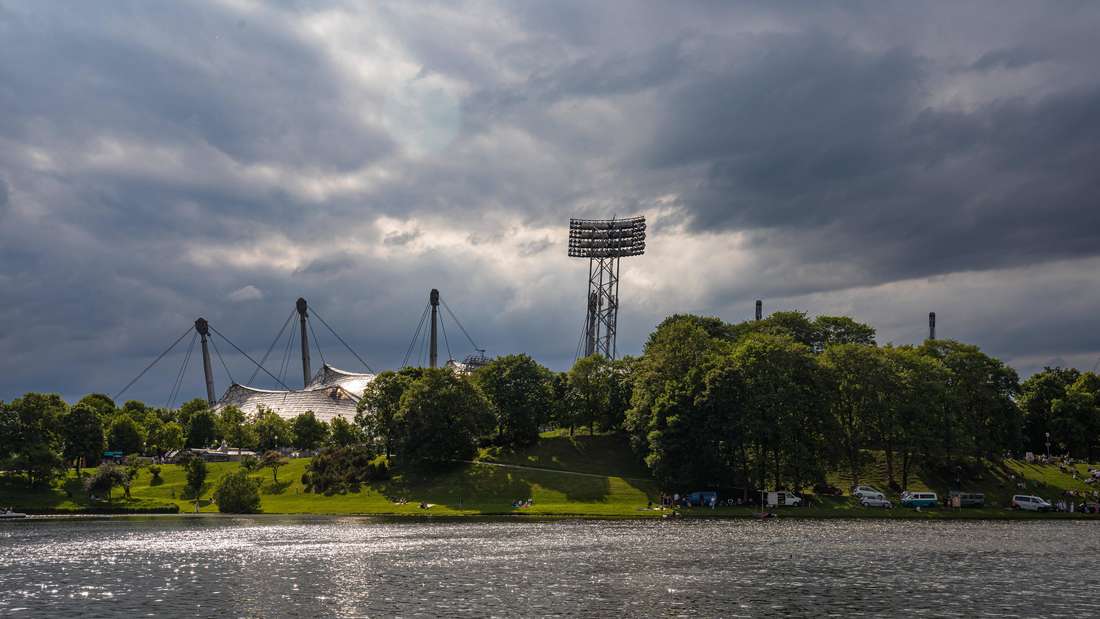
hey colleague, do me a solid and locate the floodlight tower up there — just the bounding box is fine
[568,216,647,359]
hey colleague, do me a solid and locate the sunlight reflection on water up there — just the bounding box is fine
[1,517,1098,616]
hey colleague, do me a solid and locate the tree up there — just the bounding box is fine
[328,415,363,448]
[186,409,220,448]
[253,408,294,451]
[3,392,68,484]
[219,406,250,453]
[813,316,876,350]
[921,340,1022,460]
[568,355,612,435]
[474,354,552,446]
[176,398,210,428]
[213,470,262,513]
[291,411,329,451]
[185,457,208,500]
[357,369,420,456]
[393,368,493,466]
[1049,373,1100,459]
[62,405,105,475]
[819,344,889,485]
[1019,367,1081,454]
[107,415,146,455]
[260,450,289,484]
[888,348,952,489]
[155,422,186,456]
[76,393,116,419]
[84,463,128,502]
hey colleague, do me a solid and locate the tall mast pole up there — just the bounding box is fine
[755,299,763,321]
[195,318,216,405]
[429,289,440,368]
[928,312,936,341]
[297,297,311,387]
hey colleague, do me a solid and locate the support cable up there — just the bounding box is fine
[278,320,297,386]
[311,307,374,373]
[307,317,326,368]
[208,325,292,390]
[402,304,430,367]
[113,324,195,401]
[574,308,589,363]
[440,299,480,352]
[248,308,295,385]
[438,310,453,362]
[210,335,235,385]
[166,331,198,409]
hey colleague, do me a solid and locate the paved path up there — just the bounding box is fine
[459,460,653,483]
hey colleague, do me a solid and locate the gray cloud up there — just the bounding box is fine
[2,1,1099,403]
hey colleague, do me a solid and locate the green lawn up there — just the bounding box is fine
[3,435,1097,518]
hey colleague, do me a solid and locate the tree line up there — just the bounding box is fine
[4,309,1099,494]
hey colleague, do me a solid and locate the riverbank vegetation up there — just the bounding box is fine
[3,309,1099,516]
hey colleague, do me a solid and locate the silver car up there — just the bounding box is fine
[859,491,893,508]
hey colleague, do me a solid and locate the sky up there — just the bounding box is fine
[2,1,1100,405]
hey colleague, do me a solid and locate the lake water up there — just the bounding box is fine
[1,516,1097,617]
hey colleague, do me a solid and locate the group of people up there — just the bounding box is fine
[511,498,534,508]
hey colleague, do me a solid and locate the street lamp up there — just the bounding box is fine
[1045,432,1051,459]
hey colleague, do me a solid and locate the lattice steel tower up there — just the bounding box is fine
[569,216,646,359]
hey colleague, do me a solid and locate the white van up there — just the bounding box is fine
[1011,495,1052,512]
[765,491,803,507]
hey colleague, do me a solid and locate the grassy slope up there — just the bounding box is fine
[2,433,1097,518]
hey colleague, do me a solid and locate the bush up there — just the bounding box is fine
[84,463,128,502]
[303,445,389,494]
[213,470,262,513]
[239,454,259,471]
[148,464,162,480]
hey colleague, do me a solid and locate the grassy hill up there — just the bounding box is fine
[2,432,1097,518]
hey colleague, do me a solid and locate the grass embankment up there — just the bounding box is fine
[2,433,1097,518]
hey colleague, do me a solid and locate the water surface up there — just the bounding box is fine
[1,517,1097,616]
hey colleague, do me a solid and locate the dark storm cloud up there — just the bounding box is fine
[2,0,1100,403]
[646,29,1100,286]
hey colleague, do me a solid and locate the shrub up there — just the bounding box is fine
[148,464,162,480]
[239,454,259,471]
[184,457,207,499]
[303,445,389,494]
[84,463,129,502]
[213,470,262,513]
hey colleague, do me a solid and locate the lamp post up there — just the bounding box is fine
[1045,432,1051,459]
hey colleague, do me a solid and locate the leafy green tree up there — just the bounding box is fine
[3,392,68,484]
[1049,373,1100,459]
[394,368,493,466]
[154,422,186,455]
[185,457,208,500]
[813,316,876,350]
[819,344,889,485]
[186,409,220,448]
[888,347,952,488]
[214,470,262,513]
[921,340,1022,460]
[1019,367,1081,454]
[121,400,152,425]
[547,372,581,435]
[176,398,210,428]
[328,416,362,447]
[62,405,105,474]
[219,406,251,453]
[291,411,329,451]
[260,450,289,483]
[84,462,128,502]
[625,314,726,464]
[253,408,294,451]
[474,354,552,445]
[731,333,826,492]
[76,393,116,419]
[357,369,420,456]
[568,354,612,435]
[107,415,146,455]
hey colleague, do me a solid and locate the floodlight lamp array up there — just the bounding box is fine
[567,216,647,258]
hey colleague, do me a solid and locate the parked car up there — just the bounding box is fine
[948,491,986,508]
[900,491,939,508]
[764,491,803,507]
[851,485,881,499]
[859,492,893,509]
[1011,495,1053,511]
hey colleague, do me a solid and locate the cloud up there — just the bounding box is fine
[228,285,264,303]
[2,1,1100,403]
